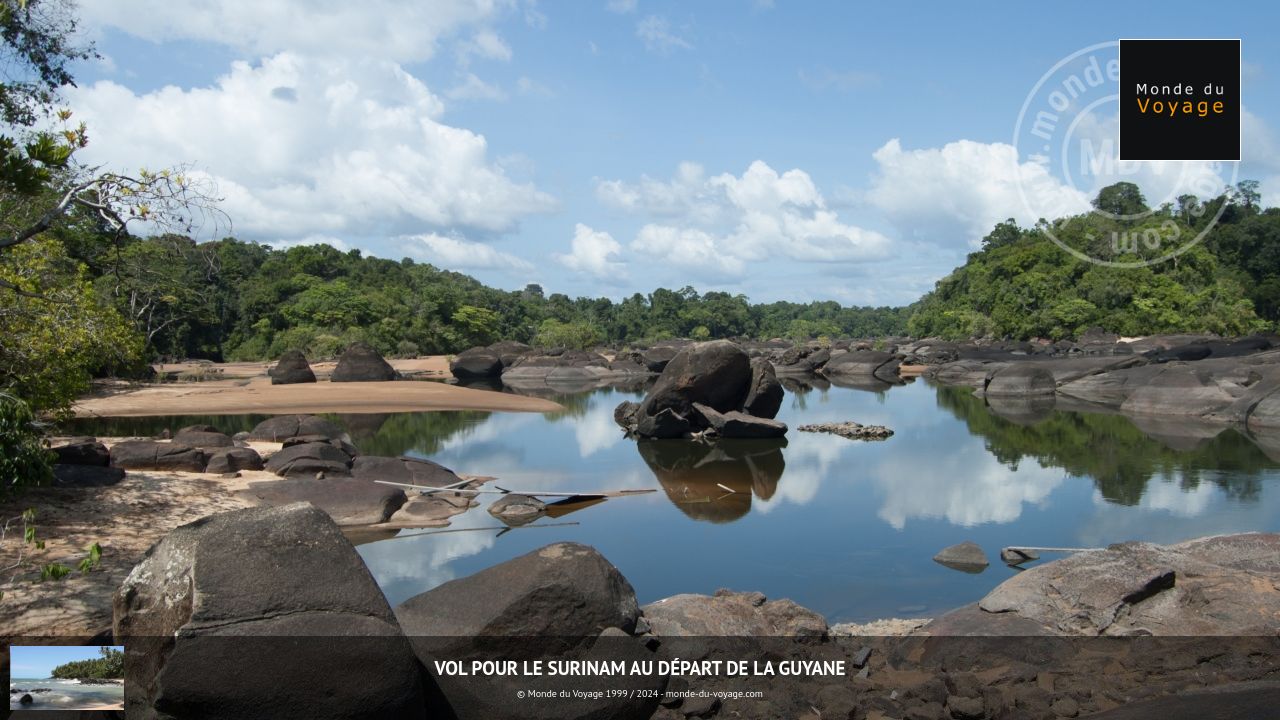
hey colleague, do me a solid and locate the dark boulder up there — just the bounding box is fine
[52,464,126,488]
[205,447,264,474]
[693,403,787,439]
[642,345,678,373]
[635,407,693,439]
[264,441,354,477]
[450,346,503,380]
[638,340,752,423]
[613,400,641,431]
[350,455,463,488]
[984,364,1056,397]
[268,349,317,385]
[110,441,209,472]
[742,358,784,419]
[242,478,407,525]
[933,541,990,573]
[113,503,424,718]
[331,342,398,382]
[1153,342,1214,363]
[396,542,640,655]
[172,428,235,448]
[247,415,346,442]
[488,340,533,368]
[51,438,110,466]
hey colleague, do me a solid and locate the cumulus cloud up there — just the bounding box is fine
[405,233,533,273]
[447,72,508,101]
[556,224,625,277]
[68,53,555,243]
[456,28,513,66]
[79,0,511,63]
[636,15,692,54]
[599,160,891,278]
[867,138,1091,248]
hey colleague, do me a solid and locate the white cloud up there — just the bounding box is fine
[606,0,638,13]
[447,72,508,101]
[456,28,513,65]
[867,138,1091,248]
[636,15,692,54]
[556,224,625,277]
[68,53,555,243]
[600,160,891,279]
[80,0,512,63]
[405,233,534,273]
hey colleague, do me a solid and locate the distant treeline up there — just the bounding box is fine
[54,228,910,362]
[49,647,124,680]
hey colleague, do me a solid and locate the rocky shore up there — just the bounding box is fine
[103,502,1280,719]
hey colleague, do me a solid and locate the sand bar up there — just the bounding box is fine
[73,376,562,417]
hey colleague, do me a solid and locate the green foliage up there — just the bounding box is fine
[50,646,124,680]
[534,318,604,349]
[0,237,144,415]
[0,394,53,496]
[906,183,1276,340]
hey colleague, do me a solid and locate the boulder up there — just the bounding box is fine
[51,438,110,466]
[933,541,989,573]
[976,533,1280,635]
[1152,341,1214,363]
[635,407,693,439]
[1056,364,1168,408]
[396,542,640,656]
[693,403,787,439]
[742,358,784,419]
[52,464,126,488]
[350,455,463,488]
[641,589,828,637]
[642,346,678,373]
[821,350,900,380]
[241,478,407,525]
[113,503,424,718]
[109,441,209,472]
[331,342,398,382]
[984,364,1056,397]
[488,340,532,368]
[1120,366,1237,418]
[247,415,346,442]
[613,400,641,431]
[268,349,317,385]
[450,346,503,380]
[642,340,752,417]
[264,441,354,478]
[172,428,235,448]
[487,493,547,525]
[204,447,264,474]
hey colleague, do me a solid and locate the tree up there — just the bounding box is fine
[1092,182,1148,217]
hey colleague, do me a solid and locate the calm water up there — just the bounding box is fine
[69,380,1280,623]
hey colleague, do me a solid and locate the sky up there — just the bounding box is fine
[60,1,1280,306]
[9,645,123,678]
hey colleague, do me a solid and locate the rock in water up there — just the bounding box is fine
[641,589,828,637]
[933,541,990,573]
[268,349,317,385]
[450,346,503,379]
[331,342,398,382]
[743,358,784,419]
[797,422,893,440]
[487,493,547,525]
[641,340,752,420]
[985,364,1056,397]
[113,503,424,718]
[247,414,346,442]
[693,403,788,439]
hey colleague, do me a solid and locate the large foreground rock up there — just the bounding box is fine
[641,340,752,419]
[113,503,424,718]
[960,533,1280,636]
[642,589,827,637]
[109,441,209,472]
[397,542,660,720]
[242,477,407,524]
[268,349,317,384]
[331,342,398,382]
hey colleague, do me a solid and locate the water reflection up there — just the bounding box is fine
[637,439,787,523]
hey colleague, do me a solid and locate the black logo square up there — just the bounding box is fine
[1119,39,1240,161]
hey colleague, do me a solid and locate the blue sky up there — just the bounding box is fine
[9,645,123,678]
[63,2,1280,306]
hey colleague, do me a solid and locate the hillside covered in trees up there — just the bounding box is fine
[908,181,1278,341]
